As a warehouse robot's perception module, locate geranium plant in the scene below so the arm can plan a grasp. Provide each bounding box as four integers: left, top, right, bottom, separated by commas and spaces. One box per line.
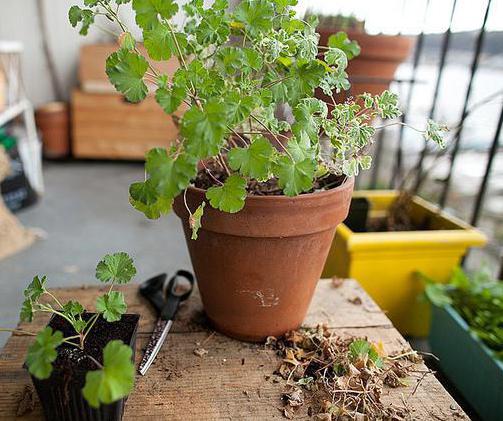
1, 252, 137, 408
69, 0, 446, 238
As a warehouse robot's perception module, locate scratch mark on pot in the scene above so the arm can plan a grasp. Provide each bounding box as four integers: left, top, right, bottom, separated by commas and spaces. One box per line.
239, 289, 279, 307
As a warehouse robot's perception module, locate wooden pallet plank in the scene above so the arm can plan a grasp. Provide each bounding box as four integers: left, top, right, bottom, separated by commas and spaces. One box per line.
0, 280, 467, 420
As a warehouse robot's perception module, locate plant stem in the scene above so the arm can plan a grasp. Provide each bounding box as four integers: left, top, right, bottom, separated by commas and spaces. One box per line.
45, 290, 64, 310
250, 115, 293, 160
217, 153, 231, 176
81, 313, 100, 348
374, 121, 424, 134
201, 161, 224, 185
183, 188, 192, 215
86, 354, 103, 369
38, 305, 75, 326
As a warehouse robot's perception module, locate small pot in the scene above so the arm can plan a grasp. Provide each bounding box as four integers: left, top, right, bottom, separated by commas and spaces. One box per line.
35, 102, 70, 159
173, 178, 354, 341
28, 313, 140, 421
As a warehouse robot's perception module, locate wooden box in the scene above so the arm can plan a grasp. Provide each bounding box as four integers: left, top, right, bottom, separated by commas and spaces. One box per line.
72, 44, 181, 160
72, 89, 179, 160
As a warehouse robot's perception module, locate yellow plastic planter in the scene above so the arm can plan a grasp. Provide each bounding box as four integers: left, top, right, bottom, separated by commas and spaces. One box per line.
323, 191, 487, 336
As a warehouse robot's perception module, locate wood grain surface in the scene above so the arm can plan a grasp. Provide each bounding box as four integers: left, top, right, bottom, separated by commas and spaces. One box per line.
0, 279, 467, 420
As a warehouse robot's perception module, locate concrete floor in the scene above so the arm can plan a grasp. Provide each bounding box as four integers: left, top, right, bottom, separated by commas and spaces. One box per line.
0, 161, 191, 347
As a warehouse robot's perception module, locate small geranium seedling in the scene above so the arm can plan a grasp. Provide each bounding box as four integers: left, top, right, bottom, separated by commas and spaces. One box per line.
1, 252, 137, 408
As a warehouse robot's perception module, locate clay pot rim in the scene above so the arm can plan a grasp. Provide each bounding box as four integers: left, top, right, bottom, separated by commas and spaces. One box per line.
36, 101, 68, 113
186, 176, 354, 203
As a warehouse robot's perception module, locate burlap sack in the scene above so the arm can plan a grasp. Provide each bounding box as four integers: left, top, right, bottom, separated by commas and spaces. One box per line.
0, 146, 36, 260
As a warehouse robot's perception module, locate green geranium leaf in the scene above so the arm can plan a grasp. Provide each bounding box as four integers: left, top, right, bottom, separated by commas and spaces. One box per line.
181, 101, 227, 158
144, 23, 187, 61
96, 291, 127, 322
63, 300, 85, 317
145, 148, 197, 199
82, 340, 135, 408
74, 319, 88, 333
195, 11, 230, 46
348, 339, 383, 368
206, 175, 247, 213
233, 0, 274, 36
287, 60, 325, 105
342, 158, 359, 177
286, 135, 315, 162
327, 32, 361, 60
24, 275, 47, 302
374, 90, 402, 119
20, 299, 34, 323
190, 202, 205, 240
26, 327, 64, 380
242, 48, 263, 72
155, 85, 186, 114
68, 6, 95, 36
129, 180, 172, 219
106, 49, 148, 103
216, 47, 244, 74
425, 119, 448, 148
96, 252, 136, 284
275, 156, 315, 196
224, 92, 257, 125
272, 0, 298, 13
228, 137, 275, 181
132, 0, 179, 30
292, 98, 327, 143
325, 48, 348, 72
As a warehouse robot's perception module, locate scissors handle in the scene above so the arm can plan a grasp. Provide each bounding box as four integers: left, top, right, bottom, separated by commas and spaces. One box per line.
161, 270, 195, 320
139, 273, 167, 313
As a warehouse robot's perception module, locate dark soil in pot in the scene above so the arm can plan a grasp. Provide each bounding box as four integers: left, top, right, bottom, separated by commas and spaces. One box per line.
28, 313, 139, 421
174, 174, 354, 342
346, 193, 434, 233
195, 157, 347, 195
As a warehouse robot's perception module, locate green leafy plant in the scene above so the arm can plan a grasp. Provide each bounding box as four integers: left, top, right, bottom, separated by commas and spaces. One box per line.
68, 0, 446, 238
424, 267, 503, 360
1, 252, 137, 408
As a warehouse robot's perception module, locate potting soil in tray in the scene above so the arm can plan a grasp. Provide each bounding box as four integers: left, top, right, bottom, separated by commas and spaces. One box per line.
29, 313, 139, 421
46, 313, 139, 376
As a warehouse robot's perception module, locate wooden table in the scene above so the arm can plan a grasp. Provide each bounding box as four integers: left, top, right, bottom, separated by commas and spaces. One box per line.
0, 279, 467, 420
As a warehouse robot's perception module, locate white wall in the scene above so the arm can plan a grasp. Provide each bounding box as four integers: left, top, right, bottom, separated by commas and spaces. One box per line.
0, 0, 179, 107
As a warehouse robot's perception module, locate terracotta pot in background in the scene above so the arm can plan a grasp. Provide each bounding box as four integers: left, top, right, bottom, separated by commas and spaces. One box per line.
317, 29, 415, 102
173, 178, 354, 341
35, 102, 70, 159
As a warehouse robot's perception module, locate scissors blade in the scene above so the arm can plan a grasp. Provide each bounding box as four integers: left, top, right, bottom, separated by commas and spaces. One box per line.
138, 318, 173, 376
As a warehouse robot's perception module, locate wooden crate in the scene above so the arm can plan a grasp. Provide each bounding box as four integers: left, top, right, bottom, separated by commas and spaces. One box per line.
71, 89, 179, 160
79, 43, 178, 93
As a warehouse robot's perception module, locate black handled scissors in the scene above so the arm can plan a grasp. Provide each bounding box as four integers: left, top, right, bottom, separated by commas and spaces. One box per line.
138, 270, 194, 375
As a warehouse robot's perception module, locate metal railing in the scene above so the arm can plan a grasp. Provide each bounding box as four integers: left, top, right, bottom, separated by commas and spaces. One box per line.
345, 0, 502, 275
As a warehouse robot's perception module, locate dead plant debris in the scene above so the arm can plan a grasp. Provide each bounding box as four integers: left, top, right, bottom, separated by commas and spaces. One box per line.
193, 347, 208, 357
266, 325, 426, 420
331, 278, 345, 289
347, 297, 362, 305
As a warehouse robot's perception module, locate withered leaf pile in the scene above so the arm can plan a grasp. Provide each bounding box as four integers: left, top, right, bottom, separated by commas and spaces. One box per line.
266, 325, 424, 420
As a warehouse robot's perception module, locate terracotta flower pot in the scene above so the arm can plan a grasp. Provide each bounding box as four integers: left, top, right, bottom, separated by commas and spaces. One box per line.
173, 178, 354, 341
317, 29, 415, 102
35, 102, 70, 159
